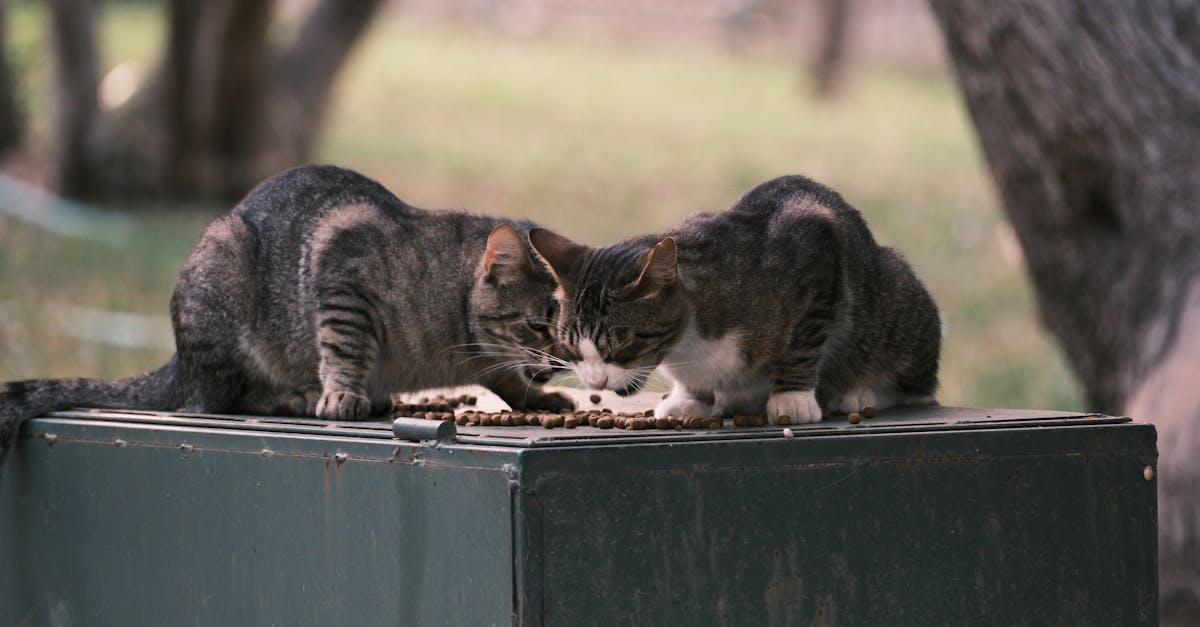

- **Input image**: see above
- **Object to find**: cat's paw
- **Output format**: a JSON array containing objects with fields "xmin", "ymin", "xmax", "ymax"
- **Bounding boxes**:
[
  {"xmin": 655, "ymin": 396, "xmax": 714, "ymax": 418},
  {"xmin": 840, "ymin": 388, "xmax": 903, "ymax": 413},
  {"xmin": 515, "ymin": 390, "xmax": 577, "ymax": 412},
  {"xmin": 767, "ymin": 390, "xmax": 822, "ymax": 424},
  {"xmin": 283, "ymin": 386, "xmax": 323, "ymax": 417},
  {"xmin": 839, "ymin": 388, "xmax": 876, "ymax": 414},
  {"xmin": 315, "ymin": 390, "xmax": 372, "ymax": 421},
  {"xmin": 713, "ymin": 386, "xmax": 769, "ymax": 417},
  {"xmin": 271, "ymin": 388, "xmax": 318, "ymax": 416}
]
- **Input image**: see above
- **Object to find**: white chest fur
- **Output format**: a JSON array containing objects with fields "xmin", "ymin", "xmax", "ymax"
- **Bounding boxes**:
[{"xmin": 659, "ymin": 324, "xmax": 756, "ymax": 391}]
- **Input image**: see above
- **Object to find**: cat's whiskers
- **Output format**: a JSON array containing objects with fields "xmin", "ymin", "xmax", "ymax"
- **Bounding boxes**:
[
  {"xmin": 463, "ymin": 342, "xmax": 575, "ymax": 382},
  {"xmin": 473, "ymin": 359, "xmax": 532, "ymax": 379},
  {"xmin": 519, "ymin": 346, "xmax": 574, "ymax": 370},
  {"xmin": 449, "ymin": 341, "xmax": 531, "ymax": 365}
]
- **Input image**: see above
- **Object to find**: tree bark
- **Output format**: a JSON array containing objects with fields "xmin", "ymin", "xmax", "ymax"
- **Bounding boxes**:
[
  {"xmin": 47, "ymin": 0, "xmax": 382, "ymax": 201},
  {"xmin": 928, "ymin": 1, "xmax": 1200, "ymax": 622},
  {"xmin": 267, "ymin": 0, "xmax": 385, "ymax": 176},
  {"xmin": 163, "ymin": 0, "xmax": 273, "ymax": 197},
  {"xmin": 0, "ymin": 0, "xmax": 23, "ymax": 154},
  {"xmin": 46, "ymin": 0, "xmax": 99, "ymax": 194},
  {"xmin": 810, "ymin": 0, "xmax": 852, "ymax": 99}
]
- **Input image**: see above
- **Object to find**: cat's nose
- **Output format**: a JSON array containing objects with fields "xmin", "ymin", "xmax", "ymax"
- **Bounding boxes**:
[{"xmin": 584, "ymin": 371, "xmax": 608, "ymax": 389}]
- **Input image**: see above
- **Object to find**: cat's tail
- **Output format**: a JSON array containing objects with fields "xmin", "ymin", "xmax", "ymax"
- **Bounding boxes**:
[{"xmin": 0, "ymin": 356, "xmax": 183, "ymax": 473}]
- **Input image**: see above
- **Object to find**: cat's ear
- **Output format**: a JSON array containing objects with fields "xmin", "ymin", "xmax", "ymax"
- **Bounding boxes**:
[
  {"xmin": 528, "ymin": 228, "xmax": 586, "ymax": 286},
  {"xmin": 619, "ymin": 238, "xmax": 678, "ymax": 300},
  {"xmin": 483, "ymin": 223, "xmax": 534, "ymax": 284}
]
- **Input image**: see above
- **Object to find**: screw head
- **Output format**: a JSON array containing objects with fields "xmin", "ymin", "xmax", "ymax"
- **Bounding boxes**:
[{"xmin": 179, "ymin": 443, "xmax": 194, "ymax": 454}]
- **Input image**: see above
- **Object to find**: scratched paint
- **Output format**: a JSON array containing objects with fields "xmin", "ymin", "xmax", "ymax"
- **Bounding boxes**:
[{"xmin": 0, "ymin": 407, "xmax": 1158, "ymax": 626}]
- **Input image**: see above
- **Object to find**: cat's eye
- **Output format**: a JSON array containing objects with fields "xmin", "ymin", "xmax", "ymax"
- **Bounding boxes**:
[
  {"xmin": 634, "ymin": 328, "xmax": 674, "ymax": 340},
  {"xmin": 525, "ymin": 320, "xmax": 551, "ymax": 337}
]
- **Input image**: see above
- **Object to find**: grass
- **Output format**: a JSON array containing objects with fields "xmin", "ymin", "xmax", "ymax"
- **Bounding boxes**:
[{"xmin": 0, "ymin": 4, "xmax": 1084, "ymax": 410}]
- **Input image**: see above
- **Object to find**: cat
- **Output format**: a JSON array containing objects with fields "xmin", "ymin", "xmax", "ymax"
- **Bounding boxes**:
[
  {"xmin": 0, "ymin": 164, "xmax": 573, "ymax": 469},
  {"xmin": 527, "ymin": 174, "xmax": 941, "ymax": 424}
]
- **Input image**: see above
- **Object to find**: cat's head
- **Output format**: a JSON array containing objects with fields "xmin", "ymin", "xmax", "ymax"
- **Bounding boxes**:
[
  {"xmin": 470, "ymin": 223, "xmax": 564, "ymax": 383},
  {"xmin": 528, "ymin": 228, "xmax": 686, "ymax": 396}
]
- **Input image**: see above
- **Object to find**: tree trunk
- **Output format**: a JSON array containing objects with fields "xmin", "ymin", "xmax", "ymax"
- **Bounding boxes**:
[
  {"xmin": 267, "ymin": 0, "xmax": 385, "ymax": 177},
  {"xmin": 0, "ymin": 0, "xmax": 23, "ymax": 154},
  {"xmin": 928, "ymin": 1, "xmax": 1200, "ymax": 622},
  {"xmin": 810, "ymin": 0, "xmax": 852, "ymax": 99},
  {"xmin": 163, "ymin": 0, "xmax": 273, "ymax": 198},
  {"xmin": 47, "ymin": 0, "xmax": 383, "ymax": 201},
  {"xmin": 46, "ymin": 0, "xmax": 99, "ymax": 194}
]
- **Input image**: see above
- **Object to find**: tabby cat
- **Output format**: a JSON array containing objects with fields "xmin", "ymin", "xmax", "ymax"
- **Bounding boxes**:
[
  {"xmin": 528, "ymin": 175, "xmax": 940, "ymax": 423},
  {"xmin": 0, "ymin": 164, "xmax": 571, "ymax": 469}
]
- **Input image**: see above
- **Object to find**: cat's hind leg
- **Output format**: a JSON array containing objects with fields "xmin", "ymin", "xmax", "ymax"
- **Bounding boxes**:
[
  {"xmin": 171, "ymin": 213, "xmax": 265, "ymax": 415},
  {"xmin": 172, "ymin": 288, "xmax": 247, "ymax": 414},
  {"xmin": 712, "ymin": 381, "xmax": 769, "ymax": 417},
  {"xmin": 237, "ymin": 381, "xmax": 323, "ymax": 416},
  {"xmin": 838, "ymin": 386, "xmax": 937, "ymax": 413},
  {"xmin": 838, "ymin": 387, "xmax": 891, "ymax": 413}
]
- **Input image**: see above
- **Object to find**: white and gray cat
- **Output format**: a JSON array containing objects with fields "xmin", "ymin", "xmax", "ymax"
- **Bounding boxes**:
[
  {"xmin": 0, "ymin": 164, "xmax": 572, "ymax": 469},
  {"xmin": 528, "ymin": 175, "xmax": 941, "ymax": 423}
]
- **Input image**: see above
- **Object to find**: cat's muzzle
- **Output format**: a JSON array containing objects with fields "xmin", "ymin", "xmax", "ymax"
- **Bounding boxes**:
[
  {"xmin": 525, "ymin": 366, "xmax": 554, "ymax": 384},
  {"xmin": 614, "ymin": 371, "xmax": 650, "ymax": 397}
]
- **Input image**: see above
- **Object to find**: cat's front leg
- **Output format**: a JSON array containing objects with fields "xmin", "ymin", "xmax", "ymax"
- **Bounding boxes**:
[
  {"xmin": 769, "ymin": 301, "xmax": 831, "ymax": 424},
  {"xmin": 766, "ymin": 390, "xmax": 823, "ymax": 424},
  {"xmin": 655, "ymin": 385, "xmax": 716, "ymax": 418},
  {"xmin": 313, "ymin": 304, "xmax": 380, "ymax": 421},
  {"xmin": 487, "ymin": 375, "xmax": 576, "ymax": 412}
]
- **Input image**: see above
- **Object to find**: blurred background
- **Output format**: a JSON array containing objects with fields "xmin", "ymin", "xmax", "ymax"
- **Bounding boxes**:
[{"xmin": 0, "ymin": 0, "xmax": 1081, "ymax": 410}]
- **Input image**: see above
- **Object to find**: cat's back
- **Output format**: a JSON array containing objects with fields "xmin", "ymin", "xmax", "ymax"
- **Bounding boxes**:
[
  {"xmin": 730, "ymin": 175, "xmax": 872, "ymax": 242},
  {"xmin": 670, "ymin": 175, "xmax": 870, "ymax": 279},
  {"xmin": 175, "ymin": 165, "xmax": 423, "ymax": 332},
  {"xmin": 233, "ymin": 165, "xmax": 416, "ymax": 237}
]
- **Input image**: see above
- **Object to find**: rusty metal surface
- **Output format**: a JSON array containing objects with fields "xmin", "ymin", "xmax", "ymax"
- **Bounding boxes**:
[
  {"xmin": 1, "ymin": 406, "xmax": 1157, "ymax": 626},
  {"xmin": 39, "ymin": 405, "xmax": 1118, "ymax": 449},
  {"xmin": 1, "ymin": 415, "xmax": 517, "ymax": 626},
  {"xmin": 513, "ymin": 421, "xmax": 1157, "ymax": 625}
]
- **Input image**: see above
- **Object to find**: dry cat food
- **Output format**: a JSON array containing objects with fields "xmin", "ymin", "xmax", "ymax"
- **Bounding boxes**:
[
  {"xmin": 589, "ymin": 394, "xmax": 602, "ymax": 404},
  {"xmin": 392, "ymin": 393, "xmax": 478, "ymax": 416},
  {"xmin": 847, "ymin": 406, "xmax": 876, "ymax": 424},
  {"xmin": 393, "ymin": 407, "xmax": 732, "ymax": 431},
  {"xmin": 392, "ymin": 401, "xmax": 879, "ymax": 431}
]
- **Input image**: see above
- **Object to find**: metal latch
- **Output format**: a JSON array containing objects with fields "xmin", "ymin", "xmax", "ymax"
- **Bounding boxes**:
[{"xmin": 392, "ymin": 417, "xmax": 457, "ymax": 443}]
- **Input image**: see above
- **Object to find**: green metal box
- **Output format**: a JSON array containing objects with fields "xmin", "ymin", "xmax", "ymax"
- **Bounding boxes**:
[{"xmin": 1, "ymin": 406, "xmax": 1157, "ymax": 625}]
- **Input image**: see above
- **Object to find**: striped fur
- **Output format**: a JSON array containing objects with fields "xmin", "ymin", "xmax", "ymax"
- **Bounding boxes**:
[
  {"xmin": 530, "ymin": 175, "xmax": 941, "ymax": 424},
  {"xmin": 1, "ymin": 165, "xmax": 571, "ymax": 473}
]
